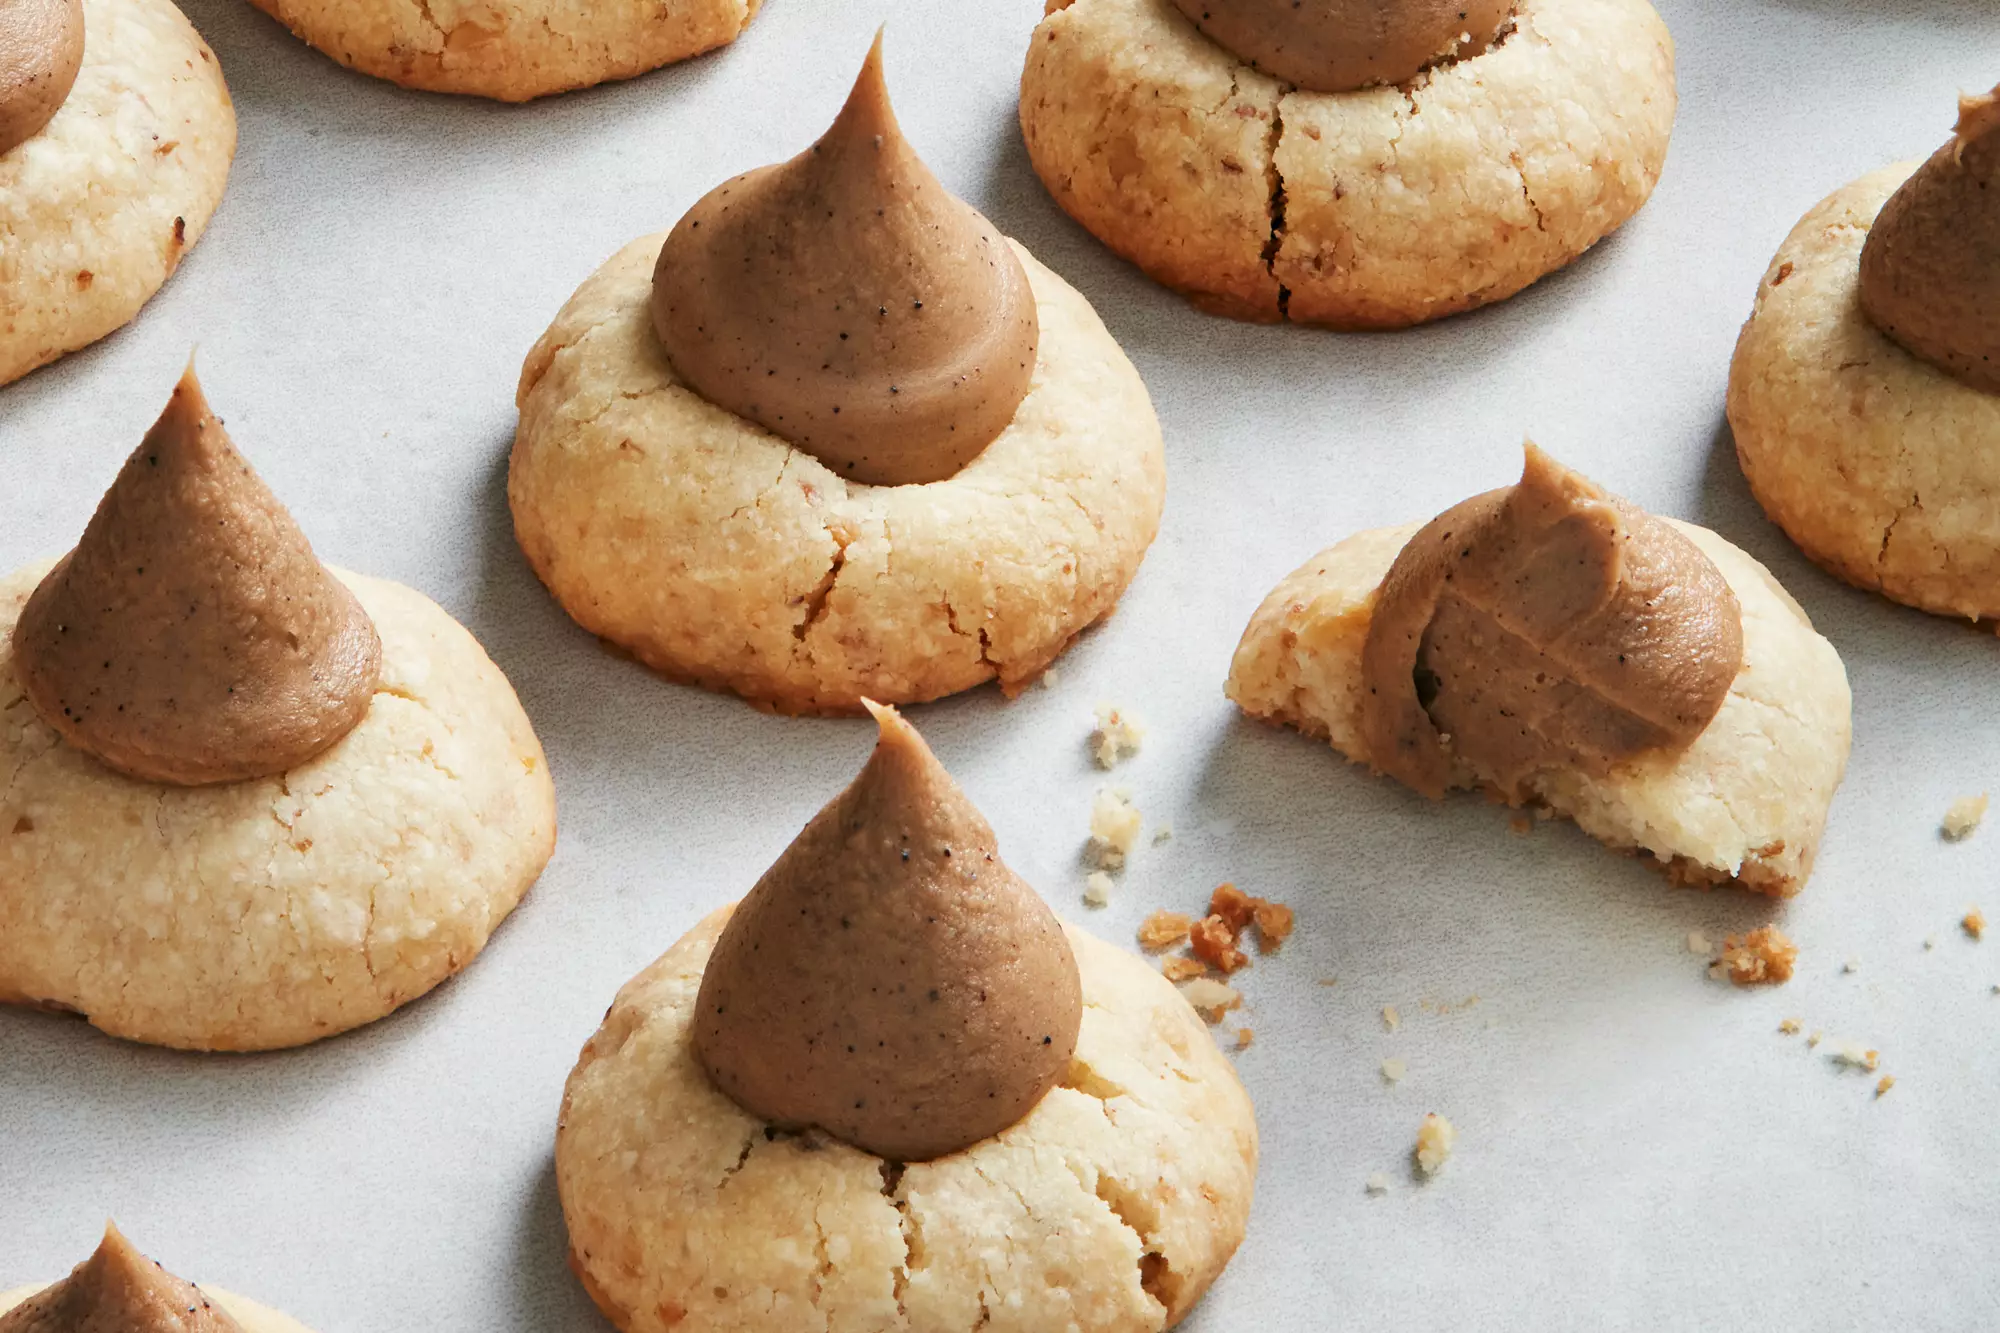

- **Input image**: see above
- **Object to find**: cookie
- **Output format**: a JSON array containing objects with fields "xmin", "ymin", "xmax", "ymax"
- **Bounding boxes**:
[
  {"xmin": 1019, "ymin": 0, "xmax": 1675, "ymax": 328},
  {"xmin": 0, "ymin": 0, "xmax": 234, "ymax": 386},
  {"xmin": 509, "ymin": 234, "xmax": 1166, "ymax": 714},
  {"xmin": 1728, "ymin": 165, "xmax": 2000, "ymax": 620},
  {"xmin": 0, "ymin": 562, "xmax": 558, "ymax": 1051},
  {"xmin": 244, "ymin": 0, "xmax": 760, "ymax": 101},
  {"xmin": 556, "ymin": 906, "xmax": 1258, "ymax": 1333},
  {"xmin": 1, "ymin": 1285, "xmax": 312, "ymax": 1333},
  {"xmin": 1227, "ymin": 516, "xmax": 1851, "ymax": 896}
]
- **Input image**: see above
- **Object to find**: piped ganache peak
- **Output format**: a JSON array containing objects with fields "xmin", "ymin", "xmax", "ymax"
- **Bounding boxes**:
[
  {"xmin": 0, "ymin": 1224, "xmax": 244, "ymax": 1333},
  {"xmin": 14, "ymin": 365, "xmax": 381, "ymax": 787},
  {"xmin": 0, "ymin": 0, "xmax": 84, "ymax": 155},
  {"xmin": 694, "ymin": 701, "xmax": 1082, "ymax": 1162},
  {"xmin": 1360, "ymin": 445, "xmax": 1742, "ymax": 801},
  {"xmin": 1859, "ymin": 86, "xmax": 2000, "ymax": 395},
  {"xmin": 1167, "ymin": 0, "xmax": 1515, "ymax": 93},
  {"xmin": 652, "ymin": 33, "xmax": 1039, "ymax": 487}
]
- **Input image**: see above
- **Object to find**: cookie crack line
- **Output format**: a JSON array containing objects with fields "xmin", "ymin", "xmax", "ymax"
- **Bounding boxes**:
[
  {"xmin": 793, "ymin": 531, "xmax": 850, "ymax": 645},
  {"xmin": 1261, "ymin": 89, "xmax": 1290, "ymax": 319},
  {"xmin": 878, "ymin": 1161, "xmax": 913, "ymax": 1321}
]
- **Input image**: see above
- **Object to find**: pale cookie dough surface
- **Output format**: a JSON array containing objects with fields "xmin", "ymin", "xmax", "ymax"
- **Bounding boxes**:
[
  {"xmin": 1226, "ymin": 519, "xmax": 1851, "ymax": 896},
  {"xmin": 509, "ymin": 234, "xmax": 1167, "ymax": 715},
  {"xmin": 0, "ymin": 0, "xmax": 235, "ymax": 386},
  {"xmin": 0, "ymin": 1284, "xmax": 315, "ymax": 1333},
  {"xmin": 0, "ymin": 562, "xmax": 558, "ymax": 1051},
  {"xmin": 1727, "ymin": 163, "xmax": 2000, "ymax": 622},
  {"xmin": 1020, "ymin": 0, "xmax": 1675, "ymax": 328},
  {"xmin": 556, "ymin": 907, "xmax": 1257, "ymax": 1333},
  {"xmin": 244, "ymin": 0, "xmax": 760, "ymax": 101}
]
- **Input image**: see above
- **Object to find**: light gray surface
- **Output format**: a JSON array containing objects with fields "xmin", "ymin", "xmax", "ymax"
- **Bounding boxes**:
[{"xmin": 3, "ymin": 0, "xmax": 1998, "ymax": 1327}]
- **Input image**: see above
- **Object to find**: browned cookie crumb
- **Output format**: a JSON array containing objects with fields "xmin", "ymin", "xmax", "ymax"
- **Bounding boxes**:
[
  {"xmin": 1137, "ymin": 910, "xmax": 1194, "ymax": 950},
  {"xmin": 1415, "ymin": 1113, "xmax": 1456, "ymax": 1175},
  {"xmin": 1717, "ymin": 925, "xmax": 1798, "ymax": 986},
  {"xmin": 1964, "ymin": 908, "xmax": 1987, "ymax": 941},
  {"xmin": 1162, "ymin": 956, "xmax": 1209, "ymax": 983},
  {"xmin": 1190, "ymin": 915, "xmax": 1250, "ymax": 974},
  {"xmin": 1234, "ymin": 1027, "xmax": 1254, "ymax": 1050},
  {"xmin": 1875, "ymin": 1075, "xmax": 1896, "ymax": 1098}
]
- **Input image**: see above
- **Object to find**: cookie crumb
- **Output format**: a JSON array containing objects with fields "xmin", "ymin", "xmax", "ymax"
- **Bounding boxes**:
[
  {"xmin": 1082, "ymin": 870, "xmax": 1114, "ymax": 908},
  {"xmin": 1807, "ymin": 1031, "xmax": 1823, "ymax": 1048},
  {"xmin": 1162, "ymin": 956, "xmax": 1208, "ymax": 983},
  {"xmin": 1086, "ymin": 788, "xmax": 1142, "ymax": 868},
  {"xmin": 1365, "ymin": 1173, "xmax": 1392, "ymax": 1196},
  {"xmin": 1508, "ymin": 812, "xmax": 1533, "ymax": 835},
  {"xmin": 1038, "ymin": 668, "xmax": 1060, "ymax": 690},
  {"xmin": 1843, "ymin": 957, "xmax": 1861, "ymax": 974},
  {"xmin": 1316, "ymin": 977, "xmax": 1338, "ymax": 988},
  {"xmin": 1925, "ymin": 936, "xmax": 1939, "ymax": 952},
  {"xmin": 1778, "ymin": 1018, "xmax": 1802, "ymax": 1035},
  {"xmin": 1137, "ymin": 910, "xmax": 1193, "ymax": 951},
  {"xmin": 1414, "ymin": 1113, "xmax": 1456, "ymax": 1175},
  {"xmin": 1686, "ymin": 930, "xmax": 1711, "ymax": 955},
  {"xmin": 1717, "ymin": 925, "xmax": 1798, "ymax": 986},
  {"xmin": 1380, "ymin": 1057, "xmax": 1406, "ymax": 1083},
  {"xmin": 1090, "ymin": 703, "xmax": 1146, "ymax": 768},
  {"xmin": 1235, "ymin": 1027, "xmax": 1254, "ymax": 1050},
  {"xmin": 1251, "ymin": 900, "xmax": 1294, "ymax": 952},
  {"xmin": 1942, "ymin": 793, "xmax": 1989, "ymax": 840},
  {"xmin": 1875, "ymin": 1075, "xmax": 1896, "ymax": 1098},
  {"xmin": 1190, "ymin": 915, "xmax": 1250, "ymax": 974},
  {"xmin": 1153, "ymin": 822, "xmax": 1174, "ymax": 844},
  {"xmin": 1382, "ymin": 1004, "xmax": 1401, "ymax": 1032},
  {"xmin": 1965, "ymin": 908, "xmax": 1987, "ymax": 941},
  {"xmin": 1826, "ymin": 1039, "xmax": 1879, "ymax": 1072},
  {"xmin": 1179, "ymin": 977, "xmax": 1242, "ymax": 1023}
]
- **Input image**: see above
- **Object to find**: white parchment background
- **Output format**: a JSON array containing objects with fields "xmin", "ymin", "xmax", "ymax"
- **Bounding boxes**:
[{"xmin": 3, "ymin": 0, "xmax": 1998, "ymax": 1328}]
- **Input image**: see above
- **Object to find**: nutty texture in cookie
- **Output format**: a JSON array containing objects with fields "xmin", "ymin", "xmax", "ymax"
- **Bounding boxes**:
[
  {"xmin": 0, "ymin": 0, "xmax": 84, "ymax": 154},
  {"xmin": 1360, "ymin": 444, "xmax": 1741, "ymax": 801},
  {"xmin": 1168, "ymin": 0, "xmax": 1513, "ymax": 93},
  {"xmin": 653, "ymin": 33, "xmax": 1038, "ymax": 485},
  {"xmin": 14, "ymin": 364, "xmax": 381, "ymax": 786},
  {"xmin": 0, "ymin": 1224, "xmax": 242, "ymax": 1333},
  {"xmin": 1859, "ymin": 85, "xmax": 2000, "ymax": 395},
  {"xmin": 695, "ymin": 702, "xmax": 1082, "ymax": 1161}
]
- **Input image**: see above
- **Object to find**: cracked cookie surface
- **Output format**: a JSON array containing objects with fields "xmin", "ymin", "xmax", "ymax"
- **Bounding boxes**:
[
  {"xmin": 0, "ymin": 1283, "xmax": 315, "ymax": 1332},
  {"xmin": 1728, "ymin": 163, "xmax": 2000, "ymax": 622},
  {"xmin": 509, "ymin": 234, "xmax": 1165, "ymax": 715},
  {"xmin": 1226, "ymin": 519, "xmax": 1850, "ymax": 895},
  {"xmin": 243, "ymin": 0, "xmax": 759, "ymax": 101},
  {"xmin": 1020, "ymin": 0, "xmax": 1675, "ymax": 328},
  {"xmin": 556, "ymin": 906, "xmax": 1257, "ymax": 1333},
  {"xmin": 0, "ymin": 0, "xmax": 234, "ymax": 386},
  {"xmin": 0, "ymin": 562, "xmax": 557, "ymax": 1051}
]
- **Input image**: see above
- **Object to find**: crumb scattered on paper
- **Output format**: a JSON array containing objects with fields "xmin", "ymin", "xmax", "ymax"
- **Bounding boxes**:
[
  {"xmin": 1716, "ymin": 925, "xmax": 1798, "ymax": 986},
  {"xmin": 1191, "ymin": 914, "xmax": 1250, "ymax": 973},
  {"xmin": 1086, "ymin": 788, "xmax": 1142, "ymax": 869},
  {"xmin": 1779, "ymin": 1018, "xmax": 1802, "ymax": 1035},
  {"xmin": 1687, "ymin": 931, "xmax": 1711, "ymax": 955},
  {"xmin": 1089, "ymin": 704, "xmax": 1146, "ymax": 769},
  {"xmin": 1082, "ymin": 870, "xmax": 1114, "ymax": 908},
  {"xmin": 1925, "ymin": 936, "xmax": 1939, "ymax": 952},
  {"xmin": 1235, "ymin": 1027, "xmax": 1254, "ymax": 1050},
  {"xmin": 1807, "ymin": 1031, "xmax": 1823, "ymax": 1048},
  {"xmin": 1316, "ymin": 977, "xmax": 1338, "ymax": 988},
  {"xmin": 1162, "ymin": 956, "xmax": 1208, "ymax": 983},
  {"xmin": 1414, "ymin": 1113, "xmax": 1456, "ymax": 1175},
  {"xmin": 1365, "ymin": 1173, "xmax": 1392, "ymax": 1196},
  {"xmin": 1382, "ymin": 1005, "xmax": 1402, "ymax": 1032},
  {"xmin": 1965, "ymin": 908, "xmax": 1987, "ymax": 941},
  {"xmin": 1942, "ymin": 793, "xmax": 1989, "ymax": 841},
  {"xmin": 1843, "ymin": 958, "xmax": 1860, "ymax": 974},
  {"xmin": 1825, "ymin": 1040, "xmax": 1880, "ymax": 1072},
  {"xmin": 1153, "ymin": 822, "xmax": 1174, "ymax": 844},
  {"xmin": 1179, "ymin": 977, "xmax": 1242, "ymax": 1023},
  {"xmin": 1380, "ymin": 1058, "xmax": 1407, "ymax": 1083},
  {"xmin": 1875, "ymin": 1075, "xmax": 1896, "ymax": 1098},
  {"xmin": 1137, "ymin": 911, "xmax": 1193, "ymax": 951},
  {"xmin": 1038, "ymin": 667, "xmax": 1061, "ymax": 690},
  {"xmin": 1508, "ymin": 812, "xmax": 1534, "ymax": 835}
]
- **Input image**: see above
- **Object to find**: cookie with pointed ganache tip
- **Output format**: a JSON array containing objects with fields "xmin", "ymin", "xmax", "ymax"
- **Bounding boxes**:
[
  {"xmin": 1227, "ymin": 448, "xmax": 1850, "ymax": 897},
  {"xmin": 0, "ymin": 0, "xmax": 233, "ymax": 387},
  {"xmin": 511, "ymin": 34, "xmax": 1164, "ymax": 714},
  {"xmin": 1020, "ymin": 0, "xmax": 1675, "ymax": 327},
  {"xmin": 0, "ymin": 1224, "xmax": 317, "ymax": 1333},
  {"xmin": 558, "ymin": 709, "xmax": 1256, "ymax": 1333},
  {"xmin": 1731, "ymin": 85, "xmax": 2000, "ymax": 620},
  {"xmin": 0, "ymin": 365, "xmax": 555, "ymax": 1051},
  {"xmin": 243, "ymin": 0, "xmax": 758, "ymax": 101}
]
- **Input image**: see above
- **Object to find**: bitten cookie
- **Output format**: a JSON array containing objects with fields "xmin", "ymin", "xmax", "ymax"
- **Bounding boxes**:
[
  {"xmin": 0, "ymin": 0, "xmax": 234, "ymax": 386},
  {"xmin": 511, "ymin": 38, "xmax": 1165, "ymax": 714},
  {"xmin": 558, "ymin": 912, "xmax": 1254, "ymax": 1333},
  {"xmin": 1728, "ymin": 90, "xmax": 2000, "ymax": 620},
  {"xmin": 1227, "ymin": 451, "xmax": 1851, "ymax": 896},
  {"xmin": 243, "ymin": 0, "xmax": 760, "ymax": 101},
  {"xmin": 1019, "ymin": 0, "xmax": 1675, "ymax": 328}
]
